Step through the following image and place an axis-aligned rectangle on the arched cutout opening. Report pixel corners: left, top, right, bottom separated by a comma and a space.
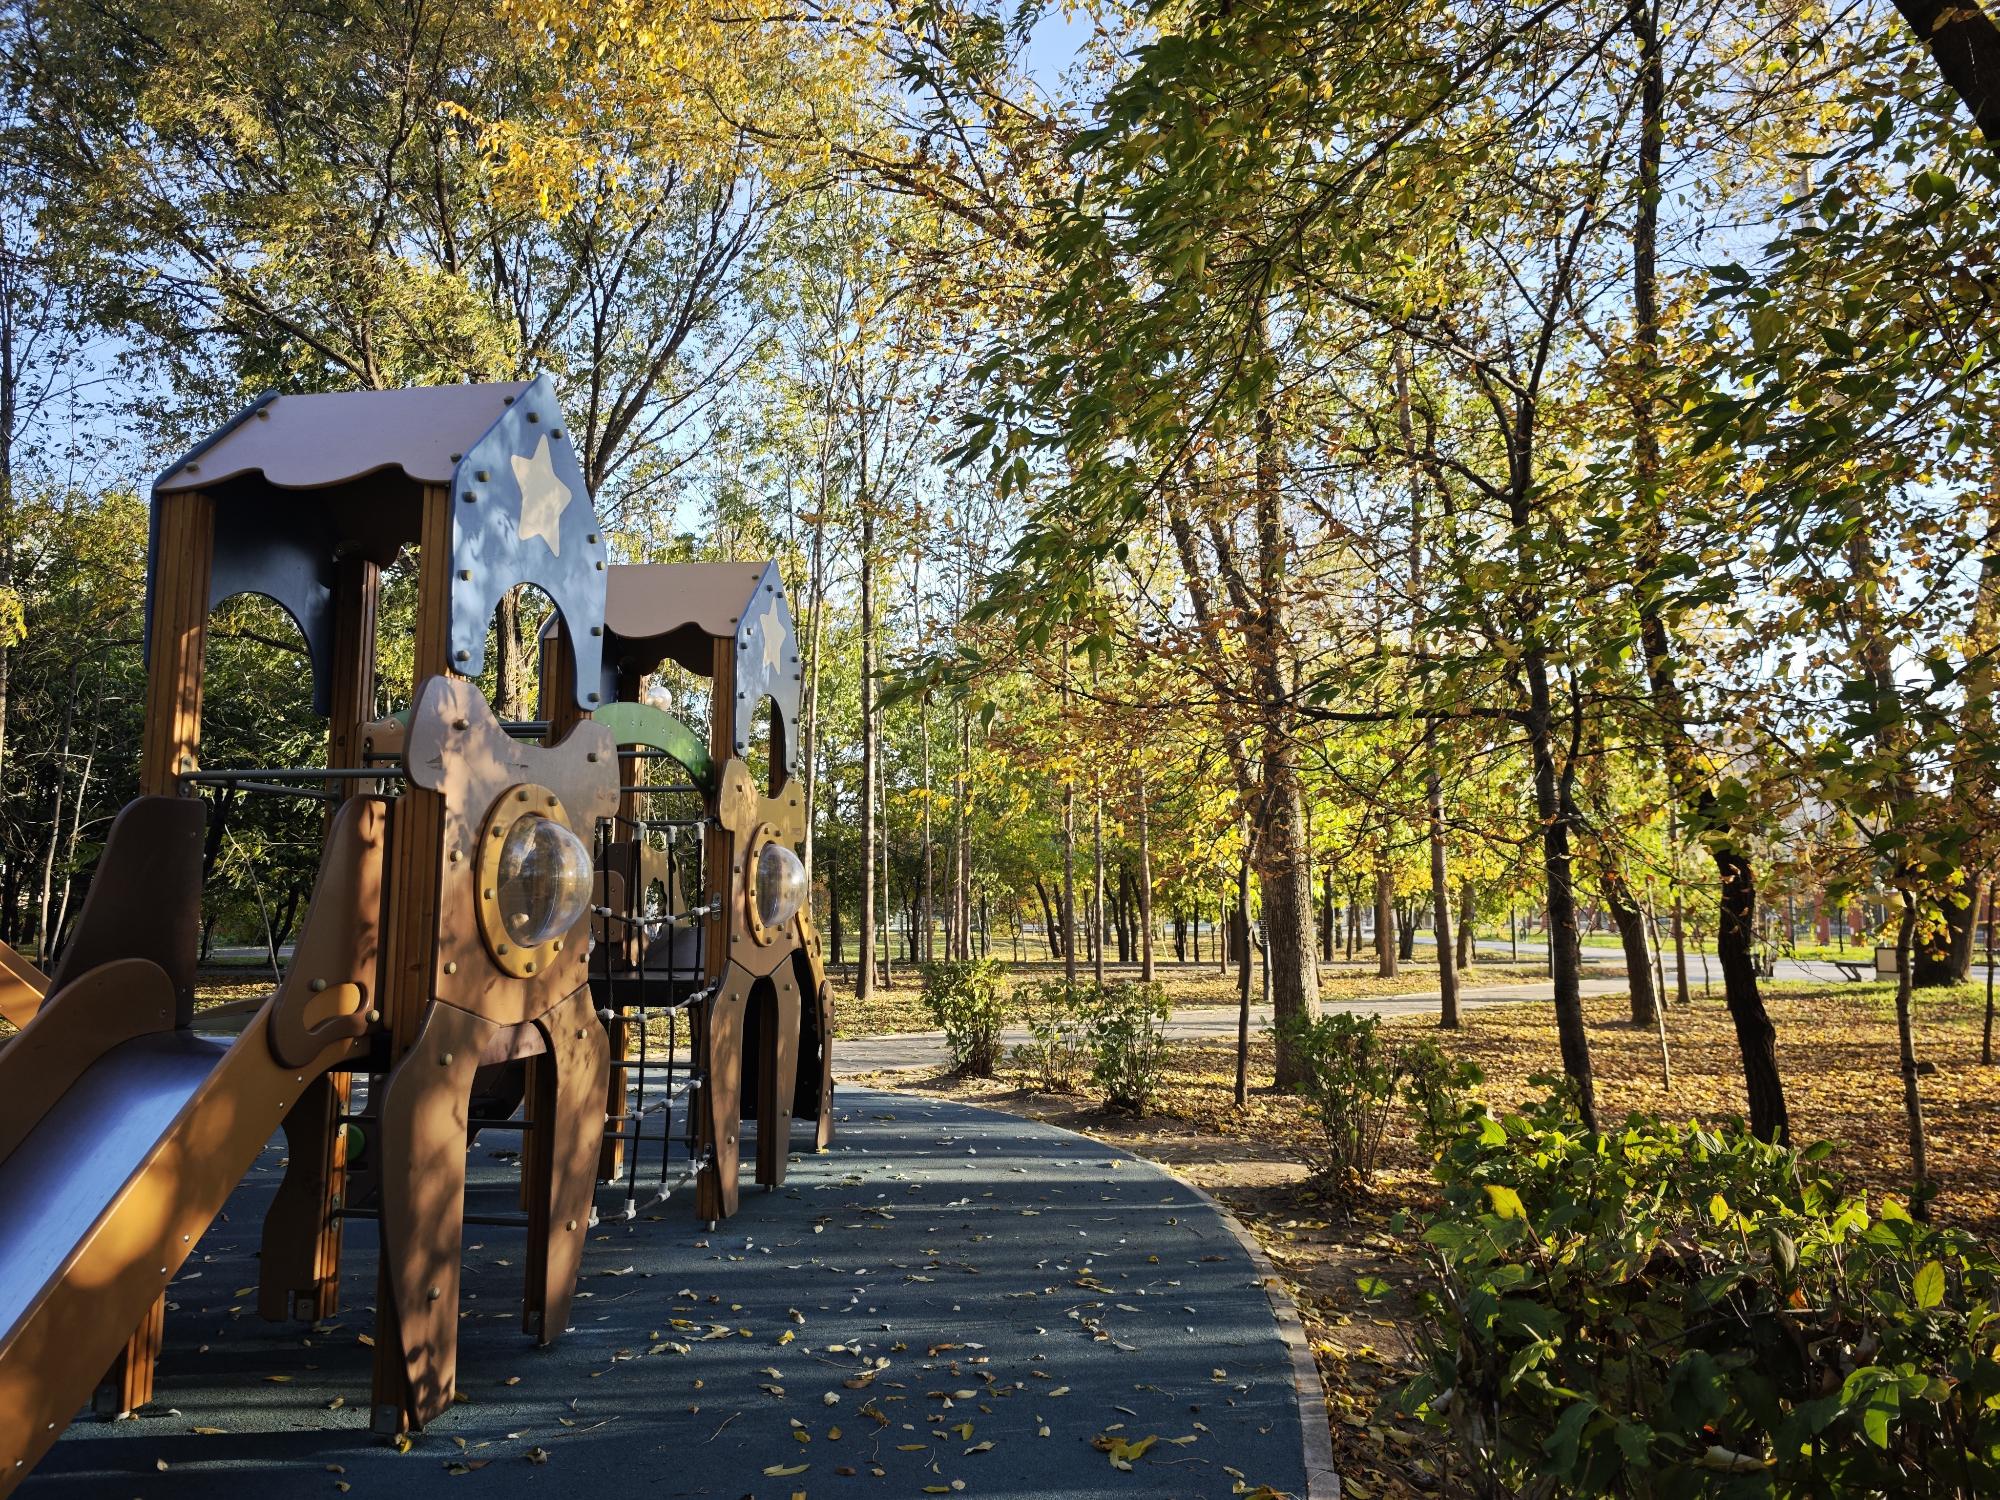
745, 695, 777, 794
475, 583, 558, 727
638, 659, 710, 748
196, 591, 324, 971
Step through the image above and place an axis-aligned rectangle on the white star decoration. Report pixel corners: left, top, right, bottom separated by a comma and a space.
511, 434, 572, 557
757, 597, 786, 674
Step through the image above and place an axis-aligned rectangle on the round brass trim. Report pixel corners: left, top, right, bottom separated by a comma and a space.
742, 822, 792, 948
475, 782, 581, 980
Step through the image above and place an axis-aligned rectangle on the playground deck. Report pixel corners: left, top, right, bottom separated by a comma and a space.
25, 1086, 1328, 1498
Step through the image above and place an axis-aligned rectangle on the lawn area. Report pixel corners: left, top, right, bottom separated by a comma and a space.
857, 981, 2000, 1499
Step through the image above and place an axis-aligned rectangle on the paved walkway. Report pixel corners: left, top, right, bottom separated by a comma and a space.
839, 979, 1631, 1077
29, 1088, 1325, 1499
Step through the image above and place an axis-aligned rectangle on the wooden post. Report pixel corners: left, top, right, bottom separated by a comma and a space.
696, 633, 738, 1223
98, 489, 215, 1416
371, 484, 455, 1432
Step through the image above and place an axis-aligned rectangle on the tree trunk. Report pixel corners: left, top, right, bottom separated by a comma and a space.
1430, 771, 1458, 1028
1375, 859, 1397, 980
857, 496, 877, 1001
920, 694, 934, 966
1458, 880, 1475, 969
1092, 787, 1106, 985
1524, 651, 1597, 1132
1602, 863, 1658, 1025
1137, 773, 1155, 982
1893, 891, 1931, 1216
1913, 874, 1983, 987
1716, 842, 1790, 1142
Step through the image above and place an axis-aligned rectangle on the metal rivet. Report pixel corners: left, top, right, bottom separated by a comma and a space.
444, 961, 458, 975
566, 1219, 578, 1232
462, 490, 477, 503
552, 939, 564, 953
452, 717, 469, 731
589, 625, 603, 636
518, 788, 529, 801
185, 463, 199, 474
587, 533, 599, 544
527, 411, 540, 423
456, 649, 471, 662
594, 560, 604, 571
484, 888, 496, 899
428, 1285, 442, 1300
547, 795, 558, 807
586, 751, 598, 762
366, 1009, 381, 1023
310, 978, 328, 993
449, 850, 462, 863
476, 469, 490, 481
439, 1053, 453, 1066
587, 691, 600, 702
524, 961, 535, 974
496, 943, 509, 955
552, 428, 563, 438
459, 569, 472, 581
450, 452, 462, 462
255, 408, 269, 420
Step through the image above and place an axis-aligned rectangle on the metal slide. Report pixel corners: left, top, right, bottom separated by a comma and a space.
0, 1001, 346, 1494
0, 796, 381, 1496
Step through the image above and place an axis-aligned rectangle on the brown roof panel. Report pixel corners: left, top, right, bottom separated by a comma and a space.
154, 382, 533, 495
603, 562, 773, 642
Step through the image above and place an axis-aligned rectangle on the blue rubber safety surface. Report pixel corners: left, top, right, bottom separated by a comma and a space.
27, 1086, 1310, 1499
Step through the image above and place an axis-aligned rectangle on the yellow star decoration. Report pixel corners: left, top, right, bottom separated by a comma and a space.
511, 434, 572, 557
757, 597, 787, 674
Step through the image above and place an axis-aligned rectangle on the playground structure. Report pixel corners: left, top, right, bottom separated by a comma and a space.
0, 379, 833, 1492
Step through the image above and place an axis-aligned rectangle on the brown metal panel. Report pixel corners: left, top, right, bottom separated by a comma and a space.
0, 1004, 363, 1492
402, 675, 617, 1030
48, 796, 205, 1027
0, 958, 177, 1163
154, 384, 530, 496
755, 964, 801, 1189
371, 1001, 504, 1429
522, 985, 606, 1341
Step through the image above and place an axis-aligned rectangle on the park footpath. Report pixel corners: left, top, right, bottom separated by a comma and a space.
31, 1083, 1342, 1500
837, 975, 1631, 1077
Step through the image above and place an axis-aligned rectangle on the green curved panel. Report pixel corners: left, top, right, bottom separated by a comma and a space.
592, 700, 715, 791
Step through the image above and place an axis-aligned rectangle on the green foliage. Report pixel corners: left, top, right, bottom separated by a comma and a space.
1400, 1093, 2000, 1496
1011, 979, 1094, 1093
919, 958, 1007, 1076
1279, 1012, 1401, 1193
1397, 1035, 1485, 1157
1087, 981, 1170, 1113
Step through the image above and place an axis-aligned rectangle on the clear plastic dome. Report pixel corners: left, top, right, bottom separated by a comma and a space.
755, 841, 807, 931
496, 814, 593, 947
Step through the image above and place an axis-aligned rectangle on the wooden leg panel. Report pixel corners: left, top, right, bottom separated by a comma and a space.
373, 1004, 500, 1429
525, 987, 607, 1343
259, 1072, 348, 1322
756, 970, 801, 1189
696, 972, 749, 1223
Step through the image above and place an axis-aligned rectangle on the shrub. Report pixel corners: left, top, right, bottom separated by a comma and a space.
918, 959, 1007, 1076
1088, 981, 1170, 1112
1012, 979, 1094, 1093
1397, 1034, 1485, 1156
1279, 1012, 1400, 1192
1397, 1091, 2000, 1498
